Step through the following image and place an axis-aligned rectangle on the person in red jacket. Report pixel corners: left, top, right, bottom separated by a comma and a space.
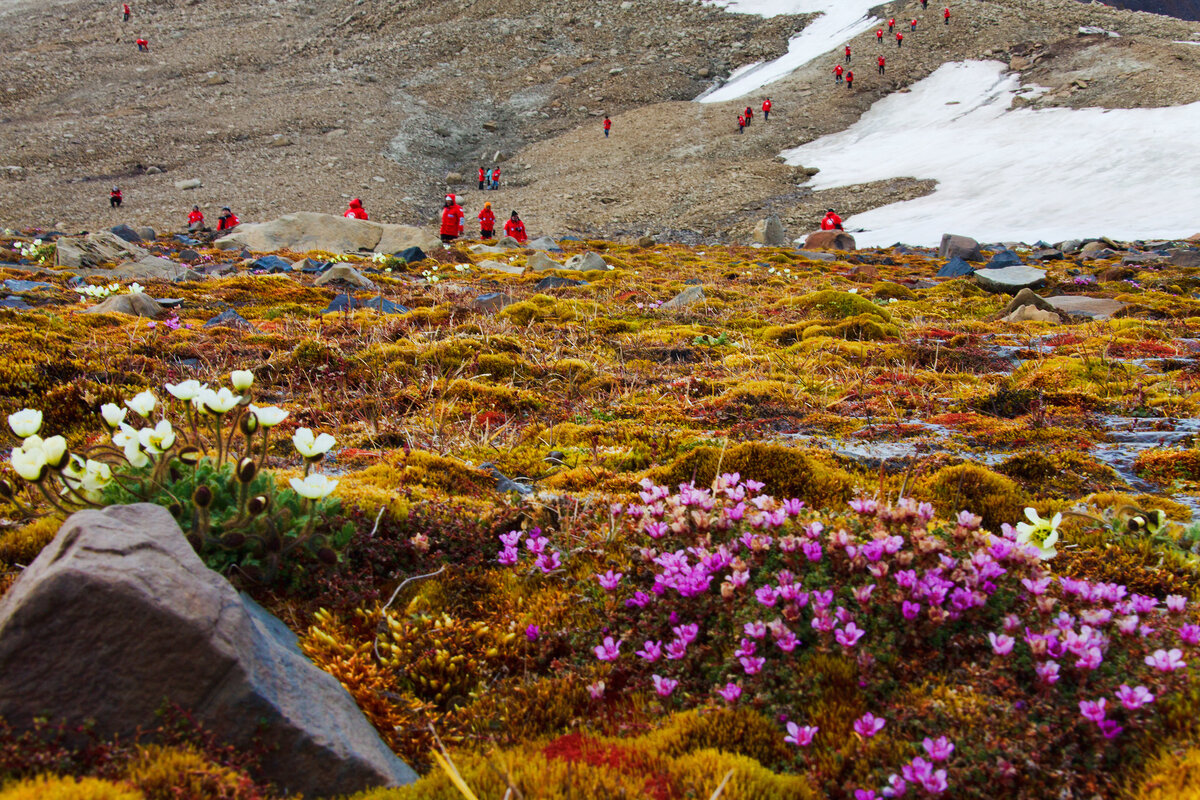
448, 194, 465, 235
820, 209, 844, 231
478, 201, 495, 239
344, 198, 369, 220
911, 18, 917, 31
896, 31, 904, 47
944, 6, 950, 24
440, 196, 463, 243
217, 207, 239, 231
136, 38, 148, 51
603, 115, 611, 137
490, 167, 500, 190
876, 28, 883, 43
878, 55, 886, 75
846, 70, 854, 89
834, 63, 844, 83
888, 17, 895, 32
478, 166, 485, 190
504, 211, 527, 243
737, 113, 745, 134
187, 205, 206, 232
844, 44, 851, 63
122, 3, 130, 21
921, 0, 928, 8
761, 98, 772, 121
109, 186, 122, 208
744, 105, 753, 125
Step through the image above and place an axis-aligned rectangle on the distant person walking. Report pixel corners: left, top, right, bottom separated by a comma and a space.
878, 55, 886, 75
888, 17, 895, 32
603, 115, 611, 137
440, 196, 463, 243
944, 6, 951, 24
910, 18, 917, 31
737, 113, 745, 134
187, 205, 205, 232
478, 167, 486, 190
821, 208, 844, 231
109, 186, 122, 208
478, 201, 495, 239
217, 207, 239, 231
490, 167, 500, 190
921, 0, 928, 8
744, 105, 753, 125
844, 44, 852, 63
122, 3, 130, 21
876, 28, 884, 44
846, 70, 854, 89
761, 98, 771, 121
344, 198, 368, 219
484, 167, 493, 189
896, 32, 904, 47
504, 211, 527, 243
834, 63, 844, 83
136, 38, 148, 51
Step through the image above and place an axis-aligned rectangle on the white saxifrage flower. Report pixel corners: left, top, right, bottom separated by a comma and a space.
248, 404, 288, 427
293, 428, 335, 459
126, 390, 157, 418
289, 473, 338, 500
7, 409, 42, 438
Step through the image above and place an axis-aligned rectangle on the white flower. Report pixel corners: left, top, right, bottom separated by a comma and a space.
10, 445, 46, 481
293, 427, 336, 458
127, 282, 144, 294
123, 440, 149, 468
137, 419, 175, 454
112, 423, 138, 449
165, 380, 205, 401
289, 473, 339, 500
126, 390, 157, 418
199, 387, 241, 414
249, 404, 288, 427
100, 403, 127, 428
40, 435, 67, 468
230, 370, 254, 390
8, 409, 42, 438
1014, 507, 1062, 560
82, 459, 112, 492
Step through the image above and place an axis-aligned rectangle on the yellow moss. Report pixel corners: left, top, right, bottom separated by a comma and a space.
719, 380, 797, 406
0, 776, 143, 800
122, 745, 252, 800
916, 463, 1028, 533
349, 450, 493, 497
1123, 744, 1200, 799
0, 515, 61, 566
785, 289, 892, 323
801, 313, 899, 341
872, 282, 917, 301
650, 443, 856, 507
549, 358, 596, 380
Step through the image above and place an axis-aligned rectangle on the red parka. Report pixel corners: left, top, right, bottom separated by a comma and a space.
188, 209, 204, 225
504, 218, 527, 243
441, 205, 463, 237
478, 205, 495, 231
834, 64, 844, 77
820, 212, 844, 231
217, 212, 239, 231
344, 198, 368, 220
761, 99, 772, 113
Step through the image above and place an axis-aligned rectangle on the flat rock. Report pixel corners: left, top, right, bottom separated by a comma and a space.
1002, 305, 1061, 324
794, 249, 836, 262
0, 296, 31, 310
214, 212, 440, 255
472, 292, 515, 313
526, 236, 563, 252
179, 249, 201, 263
1169, 248, 1200, 269
110, 224, 142, 243
105, 256, 190, 282
939, 234, 983, 261
469, 244, 508, 256
803, 230, 856, 250
204, 309, 259, 332
0, 504, 416, 797
83, 292, 164, 317
752, 216, 786, 246
534, 276, 588, 291
477, 259, 524, 275
973, 266, 1047, 294
56, 231, 149, 268
660, 285, 705, 309
563, 251, 607, 271
936, 257, 974, 278
313, 265, 376, 289
1044, 295, 1128, 320
3, 279, 55, 293
250, 255, 293, 273
528, 251, 564, 272
493, 236, 524, 248
1002, 288, 1056, 315
173, 178, 203, 190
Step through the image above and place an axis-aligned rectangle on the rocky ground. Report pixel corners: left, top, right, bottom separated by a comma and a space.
1, 0, 1199, 242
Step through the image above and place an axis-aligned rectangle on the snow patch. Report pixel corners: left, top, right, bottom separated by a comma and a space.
783, 61, 1200, 246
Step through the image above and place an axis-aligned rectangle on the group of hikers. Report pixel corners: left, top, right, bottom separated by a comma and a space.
184, 205, 240, 233
477, 167, 502, 190
737, 99, 771, 133
440, 195, 526, 244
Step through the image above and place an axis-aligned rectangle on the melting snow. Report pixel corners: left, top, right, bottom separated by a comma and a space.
782, 61, 1200, 246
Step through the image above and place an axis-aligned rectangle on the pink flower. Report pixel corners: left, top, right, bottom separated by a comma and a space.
1166, 594, 1187, 613
745, 479, 765, 492
856, 792, 878, 800
784, 722, 818, 746
1098, 719, 1124, 739
755, 585, 779, 607
497, 547, 519, 565
525, 624, 540, 642
1116, 684, 1155, 710
740, 655, 765, 675
596, 570, 623, 590
645, 521, 668, 539
525, 535, 548, 554
635, 640, 663, 662
1035, 660, 1061, 685
535, 551, 561, 573
1075, 646, 1104, 670
836, 622, 866, 649
744, 621, 767, 639
665, 639, 688, 660
776, 629, 800, 652
922, 736, 954, 762
782, 498, 805, 515
802, 541, 823, 562
988, 632, 1014, 656
854, 712, 886, 738
1145, 648, 1187, 672
717, 682, 742, 703
587, 681, 605, 699
1079, 698, 1107, 723
499, 530, 522, 547
850, 497, 878, 514
673, 623, 699, 644
593, 636, 621, 661
854, 584, 876, 605
1179, 624, 1200, 645
902, 601, 921, 620
883, 774, 908, 797
651, 674, 677, 697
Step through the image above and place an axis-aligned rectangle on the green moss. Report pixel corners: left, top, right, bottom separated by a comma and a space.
650, 443, 856, 507
788, 289, 892, 323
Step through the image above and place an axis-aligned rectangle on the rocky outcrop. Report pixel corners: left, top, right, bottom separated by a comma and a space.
313, 265, 377, 289
83, 293, 164, 317
938, 234, 983, 262
661, 285, 705, 309
215, 212, 441, 255
0, 504, 416, 798
803, 231, 856, 250
564, 251, 608, 271
528, 252, 564, 272
56, 231, 148, 268
752, 216, 786, 246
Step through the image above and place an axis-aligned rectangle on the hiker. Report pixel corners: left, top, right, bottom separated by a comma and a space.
846, 70, 854, 89
821, 209, 844, 231
921, 0, 928, 8
603, 115, 612, 137
122, 3, 130, 21
878, 55, 886, 75
491, 166, 500, 190
745, 105, 754, 125
911, 18, 917, 31
845, 44, 852, 63
876, 28, 884, 44
888, 17, 895, 32
944, 6, 950, 24
344, 198, 368, 220
449, 194, 465, 235
478, 167, 486, 190
136, 37, 148, 51
896, 31, 904, 47
187, 205, 206, 232
761, 98, 772, 121
484, 167, 493, 189
504, 211, 527, 243
834, 63, 844, 83
109, 186, 122, 208
217, 207, 239, 231
440, 196, 463, 243
478, 201, 495, 239
737, 113, 745, 134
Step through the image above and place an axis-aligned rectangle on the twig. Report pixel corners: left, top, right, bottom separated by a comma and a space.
367, 505, 385, 538
710, 768, 735, 799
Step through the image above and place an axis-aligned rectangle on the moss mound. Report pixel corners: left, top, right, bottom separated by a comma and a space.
916, 463, 1028, 533
650, 443, 855, 507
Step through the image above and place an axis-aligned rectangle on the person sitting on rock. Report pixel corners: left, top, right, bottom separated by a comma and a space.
187, 205, 206, 232
343, 198, 368, 220
440, 196, 463, 244
217, 207, 239, 231
504, 211, 527, 243
478, 202, 495, 239
821, 208, 844, 231
109, 186, 122, 208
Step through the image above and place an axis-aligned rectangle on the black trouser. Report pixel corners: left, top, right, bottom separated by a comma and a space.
481, 229, 493, 239
479, 180, 485, 189
123, 11, 129, 20
441, 233, 457, 243
847, 80, 853, 88
110, 197, 121, 208
763, 111, 769, 121
879, 65, 885, 75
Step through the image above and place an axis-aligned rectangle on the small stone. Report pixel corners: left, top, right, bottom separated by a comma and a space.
136, 227, 156, 242
528, 252, 564, 272
84, 293, 164, 317
477, 260, 525, 275
973, 266, 1047, 294
660, 285, 705, 309
563, 251, 608, 271
203, 309, 259, 331
110, 224, 142, 243
936, 257, 975, 278
984, 249, 1022, 269
314, 265, 376, 289
173, 178, 202, 190
1002, 288, 1056, 315
1002, 305, 1060, 324
939, 234, 983, 261
472, 292, 515, 313
534, 275, 588, 291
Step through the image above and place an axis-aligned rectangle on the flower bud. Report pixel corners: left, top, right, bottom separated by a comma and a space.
247, 495, 270, 515
168, 503, 183, 517
178, 446, 201, 466
221, 532, 246, 549
0, 479, 12, 500
316, 547, 339, 565
236, 457, 257, 484
192, 484, 213, 509
240, 412, 259, 437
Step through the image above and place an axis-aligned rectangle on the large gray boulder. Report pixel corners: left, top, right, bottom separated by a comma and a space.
105, 256, 190, 282
1044, 295, 1127, 321
938, 234, 983, 262
803, 230, 856, 250
83, 293, 164, 317
56, 231, 149, 268
973, 266, 1047, 294
563, 251, 607, 271
752, 216, 786, 246
527, 251, 564, 272
214, 212, 440, 255
0, 504, 416, 797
